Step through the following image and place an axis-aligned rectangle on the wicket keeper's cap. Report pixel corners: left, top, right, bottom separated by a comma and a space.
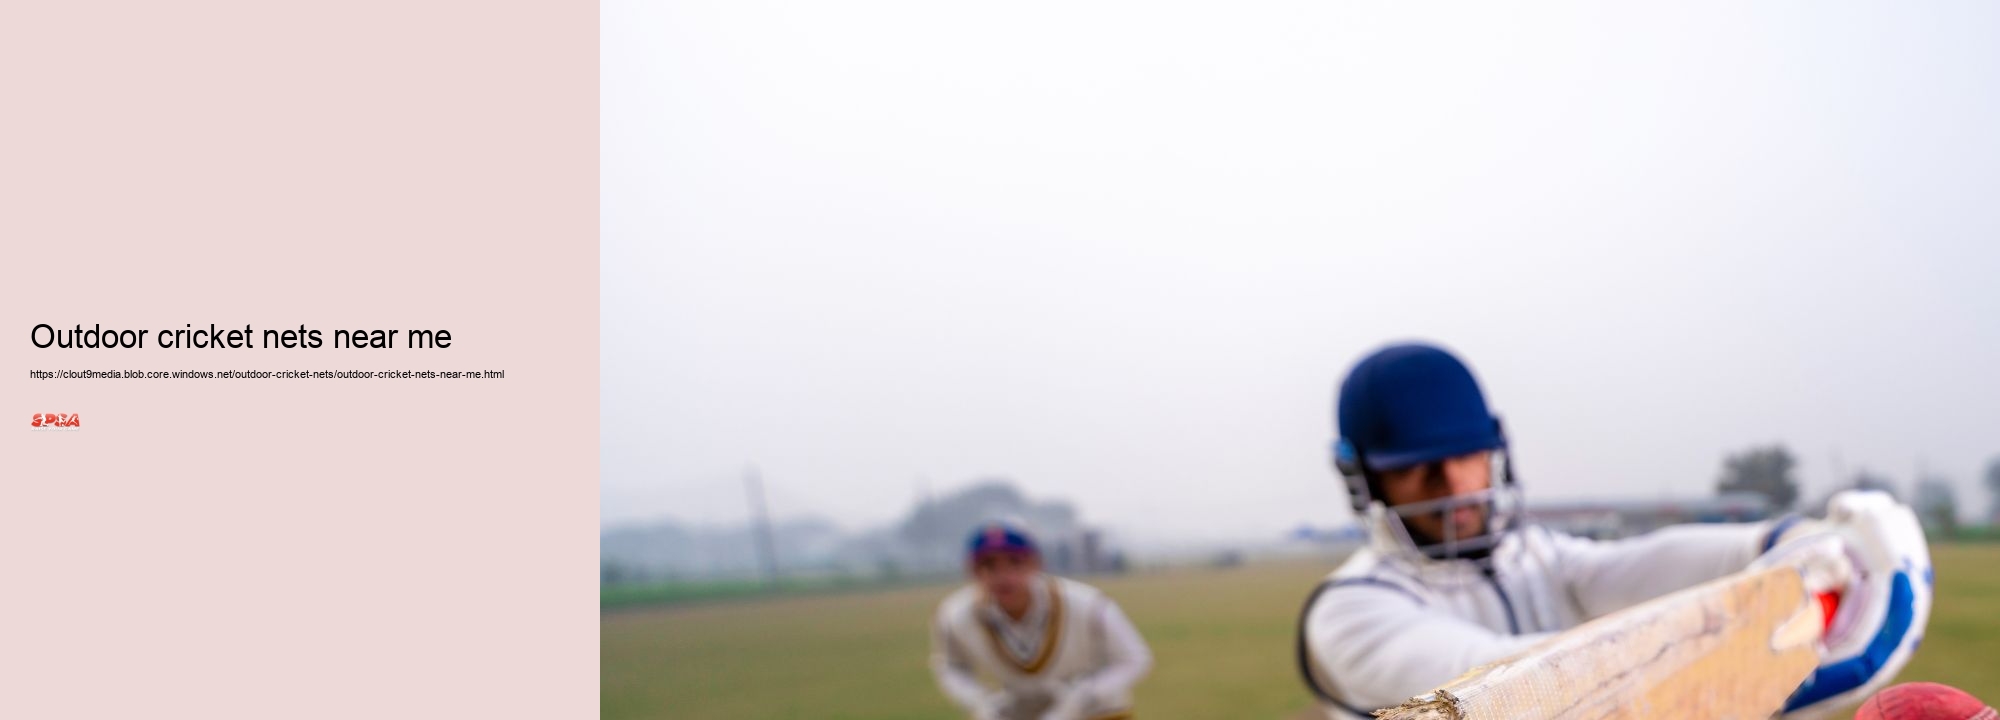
966, 522, 1038, 558
1337, 342, 1504, 471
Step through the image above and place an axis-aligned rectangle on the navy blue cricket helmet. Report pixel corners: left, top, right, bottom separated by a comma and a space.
1333, 342, 1508, 513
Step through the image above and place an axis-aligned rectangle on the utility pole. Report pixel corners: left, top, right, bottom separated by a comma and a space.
745, 465, 780, 586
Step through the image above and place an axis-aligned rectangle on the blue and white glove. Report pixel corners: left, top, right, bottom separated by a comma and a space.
1758, 490, 1933, 719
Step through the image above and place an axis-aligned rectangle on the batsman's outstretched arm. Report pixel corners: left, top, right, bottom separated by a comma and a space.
1541, 522, 1772, 619
1305, 582, 1552, 712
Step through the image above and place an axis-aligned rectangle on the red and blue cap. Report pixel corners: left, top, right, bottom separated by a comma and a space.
966, 521, 1038, 558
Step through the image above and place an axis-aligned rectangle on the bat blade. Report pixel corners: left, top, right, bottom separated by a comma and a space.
1375, 566, 1821, 720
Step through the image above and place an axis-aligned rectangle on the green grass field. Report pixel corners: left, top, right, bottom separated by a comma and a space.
600, 574, 947, 610
603, 544, 2000, 719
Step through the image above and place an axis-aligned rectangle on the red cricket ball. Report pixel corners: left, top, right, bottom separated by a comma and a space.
1854, 683, 1997, 720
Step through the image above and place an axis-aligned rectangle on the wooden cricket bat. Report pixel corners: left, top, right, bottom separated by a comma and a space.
1374, 566, 1822, 720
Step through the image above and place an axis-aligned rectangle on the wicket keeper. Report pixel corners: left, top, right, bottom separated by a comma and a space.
932, 521, 1153, 720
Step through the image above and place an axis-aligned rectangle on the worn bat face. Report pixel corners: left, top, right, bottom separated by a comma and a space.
1376, 566, 1821, 720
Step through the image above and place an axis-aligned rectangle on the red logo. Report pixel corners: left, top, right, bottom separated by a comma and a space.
31, 413, 80, 428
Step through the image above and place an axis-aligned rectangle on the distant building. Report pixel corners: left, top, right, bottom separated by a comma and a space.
1527, 492, 1774, 539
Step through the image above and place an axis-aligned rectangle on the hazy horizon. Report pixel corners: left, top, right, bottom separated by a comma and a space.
603, 1, 2000, 544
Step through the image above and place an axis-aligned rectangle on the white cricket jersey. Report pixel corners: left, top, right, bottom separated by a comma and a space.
1299, 518, 1781, 718
931, 575, 1152, 720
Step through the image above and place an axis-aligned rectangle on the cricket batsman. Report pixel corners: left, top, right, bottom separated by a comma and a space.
1298, 342, 1932, 718
931, 521, 1153, 720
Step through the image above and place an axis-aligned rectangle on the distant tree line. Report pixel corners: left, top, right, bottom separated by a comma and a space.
1715, 444, 2000, 538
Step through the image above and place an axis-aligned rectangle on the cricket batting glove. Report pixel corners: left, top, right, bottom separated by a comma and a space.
1756, 490, 1933, 719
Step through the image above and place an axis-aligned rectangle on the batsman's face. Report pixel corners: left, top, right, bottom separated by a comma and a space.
1379, 451, 1492, 542
971, 550, 1040, 611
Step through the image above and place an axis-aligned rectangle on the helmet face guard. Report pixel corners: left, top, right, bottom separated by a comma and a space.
1374, 482, 1524, 564
1335, 436, 1523, 565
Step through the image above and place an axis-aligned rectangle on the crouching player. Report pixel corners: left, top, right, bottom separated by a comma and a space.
931, 522, 1153, 720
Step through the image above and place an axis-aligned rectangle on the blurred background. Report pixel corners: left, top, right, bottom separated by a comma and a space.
601, 2, 2000, 717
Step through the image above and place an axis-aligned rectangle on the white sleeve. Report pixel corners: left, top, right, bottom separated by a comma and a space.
1065, 599, 1153, 708
1306, 583, 1553, 711
1545, 522, 1773, 619
930, 610, 991, 713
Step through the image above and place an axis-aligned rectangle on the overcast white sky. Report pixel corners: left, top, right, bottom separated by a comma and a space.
602, 2, 2000, 543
